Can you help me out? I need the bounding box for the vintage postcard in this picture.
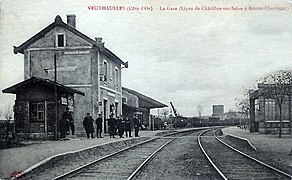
[0,0,291,179]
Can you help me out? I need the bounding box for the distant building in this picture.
[5,15,127,138]
[212,105,224,117]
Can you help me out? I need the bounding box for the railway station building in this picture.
[6,15,128,138]
[122,87,167,129]
[249,84,292,134]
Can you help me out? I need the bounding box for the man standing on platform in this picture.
[95,113,103,138]
[117,115,125,138]
[62,107,75,136]
[133,115,140,137]
[108,114,116,138]
[83,113,95,139]
[125,117,132,138]
[60,107,72,138]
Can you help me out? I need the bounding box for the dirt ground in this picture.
[136,132,221,180]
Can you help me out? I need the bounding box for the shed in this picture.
[2,76,84,140]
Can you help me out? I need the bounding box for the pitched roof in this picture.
[13,15,126,65]
[2,76,85,96]
[122,87,167,109]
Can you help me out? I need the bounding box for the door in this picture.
[103,99,108,133]
[46,101,55,133]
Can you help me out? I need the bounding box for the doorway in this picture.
[103,99,107,133]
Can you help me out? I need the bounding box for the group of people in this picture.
[108,114,129,138]
[83,113,103,139]
[61,107,142,139]
[83,113,141,139]
[84,113,141,139]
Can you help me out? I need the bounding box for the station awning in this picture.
[2,76,85,96]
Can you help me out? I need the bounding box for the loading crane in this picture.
[170,102,180,117]
[170,102,186,128]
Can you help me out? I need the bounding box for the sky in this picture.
[1,0,292,117]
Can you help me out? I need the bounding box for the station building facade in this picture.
[10,15,127,136]
[250,84,292,134]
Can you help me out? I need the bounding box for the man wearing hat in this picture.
[133,114,141,137]
[83,112,95,139]
[108,113,116,138]
[61,107,74,138]
[95,113,103,138]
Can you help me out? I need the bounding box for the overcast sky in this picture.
[1,0,292,116]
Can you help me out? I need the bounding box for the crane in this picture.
[170,102,180,117]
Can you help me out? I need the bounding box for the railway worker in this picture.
[83,112,95,139]
[117,115,125,138]
[62,107,75,136]
[108,114,116,138]
[125,117,132,138]
[60,107,69,138]
[133,115,141,137]
[95,113,103,138]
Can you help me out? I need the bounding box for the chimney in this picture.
[95,37,105,50]
[67,14,76,28]
[95,37,103,43]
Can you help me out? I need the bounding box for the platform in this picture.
[222,126,292,168]
[2,126,289,179]
[0,129,177,178]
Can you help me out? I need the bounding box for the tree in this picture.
[196,105,203,119]
[3,105,13,120]
[235,94,250,119]
[259,70,292,138]
[160,109,169,118]
[226,110,238,119]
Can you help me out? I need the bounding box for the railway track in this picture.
[198,129,292,180]
[133,128,222,180]
[50,128,203,180]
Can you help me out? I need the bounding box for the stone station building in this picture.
[3,14,168,139]
[10,15,127,137]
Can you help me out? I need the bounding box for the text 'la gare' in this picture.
[160,6,201,11]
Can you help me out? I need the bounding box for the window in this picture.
[115,102,118,117]
[30,102,45,122]
[57,34,65,47]
[122,97,127,103]
[103,61,108,81]
[110,104,115,113]
[264,99,275,121]
[115,68,119,87]
[278,98,289,120]
[110,63,113,80]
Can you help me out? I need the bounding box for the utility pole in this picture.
[54,53,59,140]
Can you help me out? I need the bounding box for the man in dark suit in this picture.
[83,113,95,139]
[95,113,103,138]
[108,114,116,138]
[133,115,141,137]
[62,107,74,136]
[125,117,132,138]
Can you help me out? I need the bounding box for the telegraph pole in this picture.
[54,53,58,140]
